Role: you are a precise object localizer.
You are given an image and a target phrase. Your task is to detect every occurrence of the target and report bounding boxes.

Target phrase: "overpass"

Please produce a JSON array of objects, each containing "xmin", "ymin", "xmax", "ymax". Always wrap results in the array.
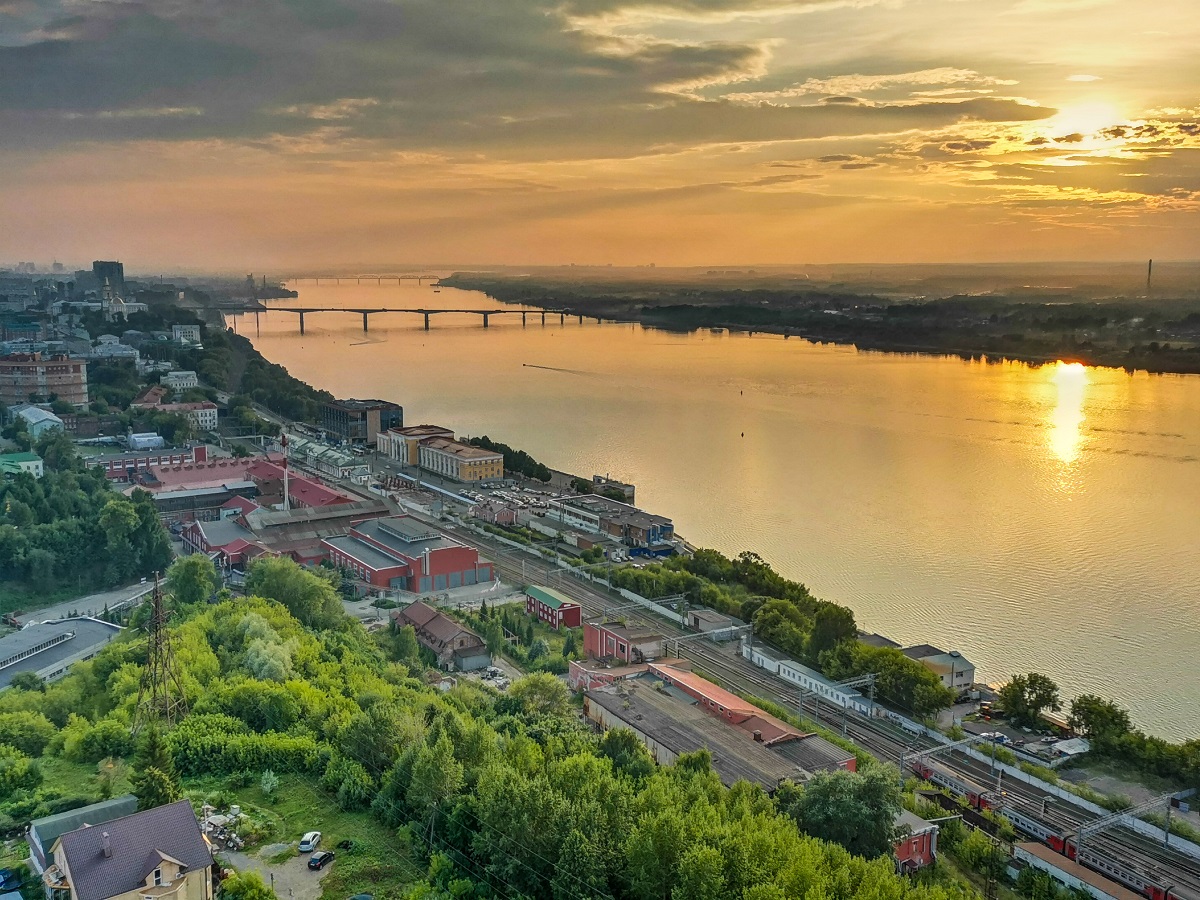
[
  {"xmin": 285, "ymin": 274, "xmax": 442, "ymax": 285},
  {"xmin": 226, "ymin": 305, "xmax": 598, "ymax": 333}
]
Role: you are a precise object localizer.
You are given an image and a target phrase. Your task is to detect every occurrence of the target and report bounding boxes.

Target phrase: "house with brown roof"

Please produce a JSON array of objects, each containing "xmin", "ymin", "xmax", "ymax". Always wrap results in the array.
[
  {"xmin": 45, "ymin": 800, "xmax": 213, "ymax": 900},
  {"xmin": 391, "ymin": 601, "xmax": 490, "ymax": 671}
]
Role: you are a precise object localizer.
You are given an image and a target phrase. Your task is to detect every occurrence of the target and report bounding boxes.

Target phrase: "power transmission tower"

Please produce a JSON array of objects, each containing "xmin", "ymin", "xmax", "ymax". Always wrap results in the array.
[{"xmin": 132, "ymin": 574, "xmax": 188, "ymax": 734}]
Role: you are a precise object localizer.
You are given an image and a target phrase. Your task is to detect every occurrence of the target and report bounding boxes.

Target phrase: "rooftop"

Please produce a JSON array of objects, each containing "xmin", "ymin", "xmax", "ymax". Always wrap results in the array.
[
  {"xmin": 0, "ymin": 451, "xmax": 41, "ymax": 463},
  {"xmin": 390, "ymin": 424, "xmax": 454, "ymax": 437},
  {"xmin": 31, "ymin": 795, "xmax": 139, "ymax": 859},
  {"xmin": 589, "ymin": 621, "xmax": 663, "ymax": 644},
  {"xmin": 902, "ymin": 644, "xmax": 946, "ymax": 661},
  {"xmin": 770, "ymin": 733, "xmax": 857, "ymax": 773},
  {"xmin": 421, "ymin": 437, "xmax": 503, "ymax": 460},
  {"xmin": 1015, "ymin": 843, "xmax": 1143, "ymax": 900},
  {"xmin": 17, "ymin": 407, "xmax": 62, "ymax": 426},
  {"xmin": 54, "ymin": 799, "xmax": 212, "ymax": 900},
  {"xmin": 0, "ymin": 618, "xmax": 123, "ymax": 689},
  {"xmin": 586, "ymin": 677, "xmax": 804, "ymax": 791},
  {"xmin": 859, "ymin": 631, "xmax": 901, "ymax": 649},
  {"xmin": 351, "ymin": 516, "xmax": 459, "ymax": 556},
  {"xmin": 324, "ymin": 534, "xmax": 407, "ymax": 571},
  {"xmin": 526, "ymin": 585, "xmax": 578, "ymax": 610},
  {"xmin": 326, "ymin": 398, "xmax": 401, "ymax": 411}
]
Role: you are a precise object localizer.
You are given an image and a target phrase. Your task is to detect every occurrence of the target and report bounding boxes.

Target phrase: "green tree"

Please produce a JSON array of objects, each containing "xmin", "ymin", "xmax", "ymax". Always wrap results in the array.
[
  {"xmin": 393, "ymin": 624, "xmax": 421, "ymax": 662},
  {"xmin": 219, "ymin": 871, "xmax": 276, "ymax": 900},
  {"xmin": 407, "ymin": 735, "xmax": 463, "ymax": 820},
  {"xmin": 131, "ymin": 726, "xmax": 181, "ymax": 810},
  {"xmin": 1000, "ymin": 673, "xmax": 1061, "ymax": 727},
  {"xmin": 672, "ymin": 844, "xmax": 725, "ymax": 900},
  {"xmin": 504, "ymin": 673, "xmax": 570, "ymax": 719},
  {"xmin": 166, "ymin": 554, "xmax": 220, "ymax": 607},
  {"xmin": 244, "ymin": 557, "xmax": 344, "ymax": 630},
  {"xmin": 777, "ymin": 766, "xmax": 901, "ymax": 859},
  {"xmin": 261, "ymin": 769, "xmax": 279, "ymax": 797},
  {"xmin": 0, "ymin": 743, "xmax": 41, "ymax": 799},
  {"xmin": 598, "ymin": 728, "xmax": 655, "ymax": 781},
  {"xmin": 8, "ymin": 672, "xmax": 45, "ymax": 692},
  {"xmin": 1069, "ymin": 694, "xmax": 1132, "ymax": 743}
]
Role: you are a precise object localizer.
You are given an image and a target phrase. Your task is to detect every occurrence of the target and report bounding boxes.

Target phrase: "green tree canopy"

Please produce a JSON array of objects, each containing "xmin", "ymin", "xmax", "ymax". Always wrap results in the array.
[{"xmin": 777, "ymin": 766, "xmax": 902, "ymax": 859}]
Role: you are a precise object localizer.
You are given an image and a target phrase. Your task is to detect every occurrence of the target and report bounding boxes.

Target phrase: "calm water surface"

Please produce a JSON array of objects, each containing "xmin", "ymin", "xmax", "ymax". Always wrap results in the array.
[{"xmin": 233, "ymin": 282, "xmax": 1200, "ymax": 741}]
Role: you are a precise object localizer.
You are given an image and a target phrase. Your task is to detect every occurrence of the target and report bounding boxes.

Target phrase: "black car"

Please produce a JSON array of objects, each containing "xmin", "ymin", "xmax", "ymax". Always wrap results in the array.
[{"xmin": 308, "ymin": 851, "xmax": 336, "ymax": 871}]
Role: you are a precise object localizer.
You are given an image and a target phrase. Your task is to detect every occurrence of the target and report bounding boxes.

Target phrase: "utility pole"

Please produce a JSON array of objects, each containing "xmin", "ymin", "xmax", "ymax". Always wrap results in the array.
[{"xmin": 132, "ymin": 574, "xmax": 189, "ymax": 734}]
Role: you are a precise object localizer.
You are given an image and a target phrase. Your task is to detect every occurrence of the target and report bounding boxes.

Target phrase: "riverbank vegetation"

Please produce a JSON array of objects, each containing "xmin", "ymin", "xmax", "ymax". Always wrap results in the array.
[
  {"xmin": 465, "ymin": 436, "xmax": 552, "ymax": 482},
  {"xmin": 443, "ymin": 274, "xmax": 1200, "ymax": 376},
  {"xmin": 607, "ymin": 549, "xmax": 954, "ymax": 718}
]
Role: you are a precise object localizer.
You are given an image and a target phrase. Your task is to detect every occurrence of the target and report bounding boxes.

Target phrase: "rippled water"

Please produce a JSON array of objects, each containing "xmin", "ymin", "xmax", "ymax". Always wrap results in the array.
[{"xmin": 232, "ymin": 281, "xmax": 1200, "ymax": 740}]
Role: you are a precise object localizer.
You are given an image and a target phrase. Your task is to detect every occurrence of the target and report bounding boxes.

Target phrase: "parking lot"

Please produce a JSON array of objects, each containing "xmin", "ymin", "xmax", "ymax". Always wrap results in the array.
[{"xmin": 220, "ymin": 846, "xmax": 331, "ymax": 900}]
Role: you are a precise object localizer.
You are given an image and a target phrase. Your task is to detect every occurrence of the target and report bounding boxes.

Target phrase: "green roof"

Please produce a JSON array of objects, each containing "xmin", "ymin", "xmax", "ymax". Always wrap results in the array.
[
  {"xmin": 0, "ymin": 452, "xmax": 41, "ymax": 463},
  {"xmin": 526, "ymin": 585, "xmax": 577, "ymax": 610}
]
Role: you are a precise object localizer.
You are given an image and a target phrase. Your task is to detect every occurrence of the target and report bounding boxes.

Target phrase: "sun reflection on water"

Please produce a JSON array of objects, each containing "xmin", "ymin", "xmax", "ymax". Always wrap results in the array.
[{"xmin": 1049, "ymin": 361, "xmax": 1089, "ymax": 465}]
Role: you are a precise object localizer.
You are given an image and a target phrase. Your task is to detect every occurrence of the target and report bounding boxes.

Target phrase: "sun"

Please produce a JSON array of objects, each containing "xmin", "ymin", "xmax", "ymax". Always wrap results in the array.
[{"xmin": 1048, "ymin": 101, "xmax": 1122, "ymax": 137}]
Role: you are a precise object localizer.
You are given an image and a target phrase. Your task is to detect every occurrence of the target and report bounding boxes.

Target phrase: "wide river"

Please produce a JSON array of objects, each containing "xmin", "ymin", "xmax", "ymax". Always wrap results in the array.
[{"xmin": 233, "ymin": 281, "xmax": 1200, "ymax": 741}]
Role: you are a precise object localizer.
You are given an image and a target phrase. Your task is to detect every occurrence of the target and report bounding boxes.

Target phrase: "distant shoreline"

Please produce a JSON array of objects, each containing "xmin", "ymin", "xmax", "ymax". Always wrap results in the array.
[{"xmin": 441, "ymin": 274, "xmax": 1200, "ymax": 377}]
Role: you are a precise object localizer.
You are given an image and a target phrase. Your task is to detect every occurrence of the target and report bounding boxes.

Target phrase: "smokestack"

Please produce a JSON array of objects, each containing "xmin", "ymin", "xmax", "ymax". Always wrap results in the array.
[
  {"xmin": 101, "ymin": 832, "xmax": 112, "ymax": 859},
  {"xmin": 753, "ymin": 730, "xmax": 763, "ymax": 743},
  {"xmin": 1147, "ymin": 259, "xmax": 1153, "ymax": 295}
]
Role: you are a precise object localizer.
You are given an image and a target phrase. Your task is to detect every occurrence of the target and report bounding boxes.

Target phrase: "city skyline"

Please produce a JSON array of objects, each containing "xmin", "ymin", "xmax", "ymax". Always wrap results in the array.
[{"xmin": 2, "ymin": 0, "xmax": 1198, "ymax": 267}]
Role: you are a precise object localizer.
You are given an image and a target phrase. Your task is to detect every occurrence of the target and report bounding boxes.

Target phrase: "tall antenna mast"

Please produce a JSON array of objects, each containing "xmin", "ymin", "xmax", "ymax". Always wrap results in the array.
[
  {"xmin": 281, "ymin": 433, "xmax": 290, "ymax": 512},
  {"xmin": 132, "ymin": 573, "xmax": 188, "ymax": 734},
  {"xmin": 1147, "ymin": 259, "xmax": 1153, "ymax": 296}
]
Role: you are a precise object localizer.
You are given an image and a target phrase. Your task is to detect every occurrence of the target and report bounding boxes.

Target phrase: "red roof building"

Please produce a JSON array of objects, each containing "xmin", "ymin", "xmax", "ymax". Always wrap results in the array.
[{"xmin": 322, "ymin": 515, "xmax": 494, "ymax": 594}]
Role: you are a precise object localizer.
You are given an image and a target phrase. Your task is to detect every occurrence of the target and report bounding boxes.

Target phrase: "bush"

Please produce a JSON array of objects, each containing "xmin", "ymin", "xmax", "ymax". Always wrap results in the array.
[
  {"xmin": 0, "ymin": 712, "xmax": 56, "ymax": 757},
  {"xmin": 260, "ymin": 769, "xmax": 279, "ymax": 798}
]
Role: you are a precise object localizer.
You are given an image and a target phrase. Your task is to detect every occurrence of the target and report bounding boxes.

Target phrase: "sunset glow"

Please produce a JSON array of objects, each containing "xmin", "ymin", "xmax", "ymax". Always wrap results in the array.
[{"xmin": 2, "ymin": 0, "xmax": 1199, "ymax": 267}]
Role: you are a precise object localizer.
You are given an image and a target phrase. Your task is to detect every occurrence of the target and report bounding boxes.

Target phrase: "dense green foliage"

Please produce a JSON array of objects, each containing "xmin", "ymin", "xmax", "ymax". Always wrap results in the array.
[
  {"xmin": 0, "ymin": 439, "xmax": 172, "ymax": 604},
  {"xmin": 178, "ymin": 328, "xmax": 332, "ymax": 423},
  {"xmin": 607, "ymin": 549, "xmax": 954, "ymax": 718},
  {"xmin": 465, "ymin": 436, "xmax": 552, "ymax": 481},
  {"xmin": 777, "ymin": 768, "xmax": 903, "ymax": 859},
  {"xmin": 999, "ymin": 673, "xmax": 1061, "ymax": 727},
  {"xmin": 1069, "ymin": 694, "xmax": 1200, "ymax": 789},
  {"xmin": 0, "ymin": 556, "xmax": 972, "ymax": 900}
]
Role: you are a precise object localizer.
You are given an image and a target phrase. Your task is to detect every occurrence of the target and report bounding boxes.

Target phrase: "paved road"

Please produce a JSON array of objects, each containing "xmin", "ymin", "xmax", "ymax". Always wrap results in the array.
[{"xmin": 16, "ymin": 582, "xmax": 154, "ymax": 624}]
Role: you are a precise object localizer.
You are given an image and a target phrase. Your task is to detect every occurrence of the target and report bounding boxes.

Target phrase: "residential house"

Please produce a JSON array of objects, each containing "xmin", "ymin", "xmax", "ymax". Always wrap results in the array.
[
  {"xmin": 390, "ymin": 601, "xmax": 490, "ymax": 671},
  {"xmin": 46, "ymin": 799, "xmax": 213, "ymax": 900},
  {"xmin": 901, "ymin": 645, "xmax": 976, "ymax": 692}
]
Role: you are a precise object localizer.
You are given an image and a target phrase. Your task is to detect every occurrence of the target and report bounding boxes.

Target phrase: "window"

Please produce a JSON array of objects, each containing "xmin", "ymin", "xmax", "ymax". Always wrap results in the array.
[{"xmin": 153, "ymin": 869, "xmax": 163, "ymax": 886}]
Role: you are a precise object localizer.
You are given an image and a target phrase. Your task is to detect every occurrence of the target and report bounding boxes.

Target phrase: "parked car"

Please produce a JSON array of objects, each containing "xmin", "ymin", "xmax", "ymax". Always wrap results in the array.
[
  {"xmin": 299, "ymin": 831, "xmax": 321, "ymax": 852},
  {"xmin": 308, "ymin": 850, "xmax": 336, "ymax": 870}
]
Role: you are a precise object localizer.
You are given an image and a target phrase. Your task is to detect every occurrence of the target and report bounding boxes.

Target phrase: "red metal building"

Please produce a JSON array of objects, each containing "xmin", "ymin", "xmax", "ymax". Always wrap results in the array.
[
  {"xmin": 894, "ymin": 810, "xmax": 939, "ymax": 873},
  {"xmin": 321, "ymin": 515, "xmax": 493, "ymax": 593},
  {"xmin": 583, "ymin": 621, "xmax": 664, "ymax": 663}
]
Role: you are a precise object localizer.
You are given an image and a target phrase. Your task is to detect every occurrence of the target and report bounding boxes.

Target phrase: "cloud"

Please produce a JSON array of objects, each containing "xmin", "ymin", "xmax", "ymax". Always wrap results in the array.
[
  {"xmin": 942, "ymin": 139, "xmax": 995, "ymax": 152},
  {"xmin": 726, "ymin": 67, "xmax": 1017, "ymax": 104},
  {"xmin": 1067, "ymin": 74, "xmax": 1101, "ymax": 82}
]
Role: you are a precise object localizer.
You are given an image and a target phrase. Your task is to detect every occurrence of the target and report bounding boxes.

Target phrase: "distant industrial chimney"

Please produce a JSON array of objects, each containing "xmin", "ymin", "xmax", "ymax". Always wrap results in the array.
[
  {"xmin": 101, "ymin": 832, "xmax": 112, "ymax": 859},
  {"xmin": 1147, "ymin": 259, "xmax": 1153, "ymax": 295}
]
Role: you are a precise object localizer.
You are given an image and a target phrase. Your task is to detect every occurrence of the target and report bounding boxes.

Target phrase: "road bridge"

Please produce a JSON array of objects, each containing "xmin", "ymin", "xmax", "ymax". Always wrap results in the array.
[{"xmin": 226, "ymin": 305, "xmax": 597, "ymax": 333}]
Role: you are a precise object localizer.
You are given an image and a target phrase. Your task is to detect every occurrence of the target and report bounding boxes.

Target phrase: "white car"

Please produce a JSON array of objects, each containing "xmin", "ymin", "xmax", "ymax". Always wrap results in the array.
[{"xmin": 299, "ymin": 831, "xmax": 321, "ymax": 852}]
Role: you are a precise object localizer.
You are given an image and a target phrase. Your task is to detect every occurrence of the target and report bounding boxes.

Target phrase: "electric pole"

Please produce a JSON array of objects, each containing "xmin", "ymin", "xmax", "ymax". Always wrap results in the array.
[{"xmin": 132, "ymin": 574, "xmax": 189, "ymax": 734}]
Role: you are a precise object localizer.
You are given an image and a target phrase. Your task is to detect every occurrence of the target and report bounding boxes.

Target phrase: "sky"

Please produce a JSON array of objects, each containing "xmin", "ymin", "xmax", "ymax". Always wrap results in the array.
[{"xmin": 1, "ymin": 0, "xmax": 1199, "ymax": 269}]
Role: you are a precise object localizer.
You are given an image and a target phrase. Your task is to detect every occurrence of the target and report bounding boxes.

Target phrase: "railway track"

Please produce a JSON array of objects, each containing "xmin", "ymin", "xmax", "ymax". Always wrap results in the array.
[{"xmin": 457, "ymin": 528, "xmax": 1200, "ymax": 898}]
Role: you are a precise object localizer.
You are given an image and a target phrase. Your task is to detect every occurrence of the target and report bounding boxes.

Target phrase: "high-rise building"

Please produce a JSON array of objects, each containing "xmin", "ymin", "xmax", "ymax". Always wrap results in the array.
[
  {"xmin": 321, "ymin": 398, "xmax": 403, "ymax": 446},
  {"xmin": 91, "ymin": 260, "xmax": 125, "ymax": 297},
  {"xmin": 0, "ymin": 353, "xmax": 89, "ymax": 408}
]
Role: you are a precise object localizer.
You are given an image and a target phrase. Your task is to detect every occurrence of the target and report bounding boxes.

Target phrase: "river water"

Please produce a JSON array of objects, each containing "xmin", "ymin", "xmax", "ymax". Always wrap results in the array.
[{"xmin": 232, "ymin": 281, "xmax": 1200, "ymax": 741}]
